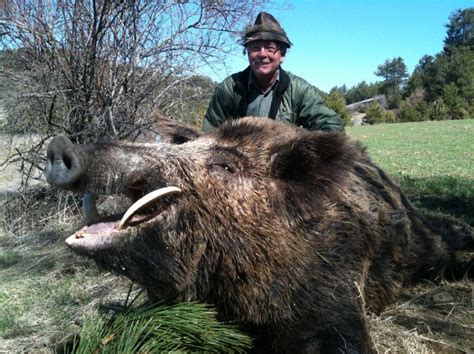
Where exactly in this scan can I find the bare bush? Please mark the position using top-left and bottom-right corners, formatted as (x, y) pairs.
(0, 0), (275, 177)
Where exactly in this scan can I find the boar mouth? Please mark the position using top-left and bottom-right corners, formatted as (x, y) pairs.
(117, 186), (182, 229)
(65, 186), (181, 252)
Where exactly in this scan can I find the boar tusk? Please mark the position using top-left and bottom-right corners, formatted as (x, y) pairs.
(83, 193), (101, 224)
(118, 186), (181, 230)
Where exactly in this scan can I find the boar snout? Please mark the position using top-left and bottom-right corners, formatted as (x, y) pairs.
(46, 135), (84, 190)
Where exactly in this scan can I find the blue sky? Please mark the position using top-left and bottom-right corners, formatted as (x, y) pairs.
(207, 0), (472, 93)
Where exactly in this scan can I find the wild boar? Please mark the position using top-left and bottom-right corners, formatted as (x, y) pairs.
(45, 116), (470, 353)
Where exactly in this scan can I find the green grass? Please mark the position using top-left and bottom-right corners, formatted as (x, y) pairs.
(347, 119), (474, 178)
(347, 119), (474, 225)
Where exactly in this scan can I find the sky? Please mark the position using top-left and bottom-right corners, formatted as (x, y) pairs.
(205, 0), (472, 93)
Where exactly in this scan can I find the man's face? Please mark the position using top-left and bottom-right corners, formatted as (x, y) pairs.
(247, 40), (285, 79)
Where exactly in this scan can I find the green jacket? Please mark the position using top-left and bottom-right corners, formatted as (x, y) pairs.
(203, 67), (344, 132)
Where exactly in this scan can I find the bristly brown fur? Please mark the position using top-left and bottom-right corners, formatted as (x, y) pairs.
(45, 116), (471, 353)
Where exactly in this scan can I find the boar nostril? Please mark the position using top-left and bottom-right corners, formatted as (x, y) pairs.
(63, 154), (72, 170)
(46, 135), (83, 189)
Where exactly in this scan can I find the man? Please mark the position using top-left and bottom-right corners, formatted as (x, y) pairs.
(203, 12), (344, 132)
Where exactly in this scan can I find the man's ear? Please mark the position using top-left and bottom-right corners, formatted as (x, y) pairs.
(270, 131), (353, 184)
(134, 111), (202, 144)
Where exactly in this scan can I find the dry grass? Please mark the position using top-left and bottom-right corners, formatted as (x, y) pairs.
(0, 193), (136, 352)
(371, 281), (473, 353)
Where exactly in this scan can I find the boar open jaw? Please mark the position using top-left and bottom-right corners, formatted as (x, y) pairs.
(118, 186), (181, 229)
(66, 186), (181, 253)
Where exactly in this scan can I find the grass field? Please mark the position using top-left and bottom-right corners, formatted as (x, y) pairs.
(347, 119), (473, 178)
(0, 119), (473, 352)
(348, 119), (474, 226)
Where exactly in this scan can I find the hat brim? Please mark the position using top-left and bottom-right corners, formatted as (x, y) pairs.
(243, 30), (292, 48)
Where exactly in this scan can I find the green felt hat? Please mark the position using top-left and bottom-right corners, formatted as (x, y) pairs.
(242, 12), (292, 48)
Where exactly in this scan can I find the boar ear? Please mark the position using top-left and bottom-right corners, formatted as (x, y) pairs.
(270, 131), (353, 183)
(153, 112), (202, 144)
(133, 112), (202, 144)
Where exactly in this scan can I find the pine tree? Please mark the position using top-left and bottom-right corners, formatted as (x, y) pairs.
(374, 57), (409, 108)
(325, 91), (351, 126)
(444, 7), (474, 53)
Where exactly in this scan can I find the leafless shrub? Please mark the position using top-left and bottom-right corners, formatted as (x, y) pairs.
(0, 0), (274, 172)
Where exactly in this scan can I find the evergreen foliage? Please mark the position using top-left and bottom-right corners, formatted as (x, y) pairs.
(364, 102), (396, 125)
(398, 101), (426, 122)
(442, 83), (470, 119)
(374, 57), (409, 90)
(364, 102), (385, 124)
(383, 110), (397, 123)
(344, 81), (383, 104)
(325, 90), (351, 126)
(75, 303), (252, 353)
(429, 98), (449, 121)
(444, 7), (474, 52)
(374, 57), (409, 109)
(414, 101), (430, 121)
(385, 87), (402, 109)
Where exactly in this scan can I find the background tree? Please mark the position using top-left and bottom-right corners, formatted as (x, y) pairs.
(442, 83), (470, 119)
(444, 7), (474, 53)
(397, 101), (429, 122)
(404, 54), (435, 99)
(374, 57), (409, 108)
(429, 98), (449, 121)
(364, 101), (396, 125)
(325, 89), (350, 126)
(404, 8), (474, 118)
(329, 84), (347, 96)
(344, 81), (382, 104)
(364, 101), (385, 125)
(403, 46), (474, 119)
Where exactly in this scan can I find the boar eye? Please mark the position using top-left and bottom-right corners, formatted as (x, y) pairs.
(209, 163), (235, 175)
